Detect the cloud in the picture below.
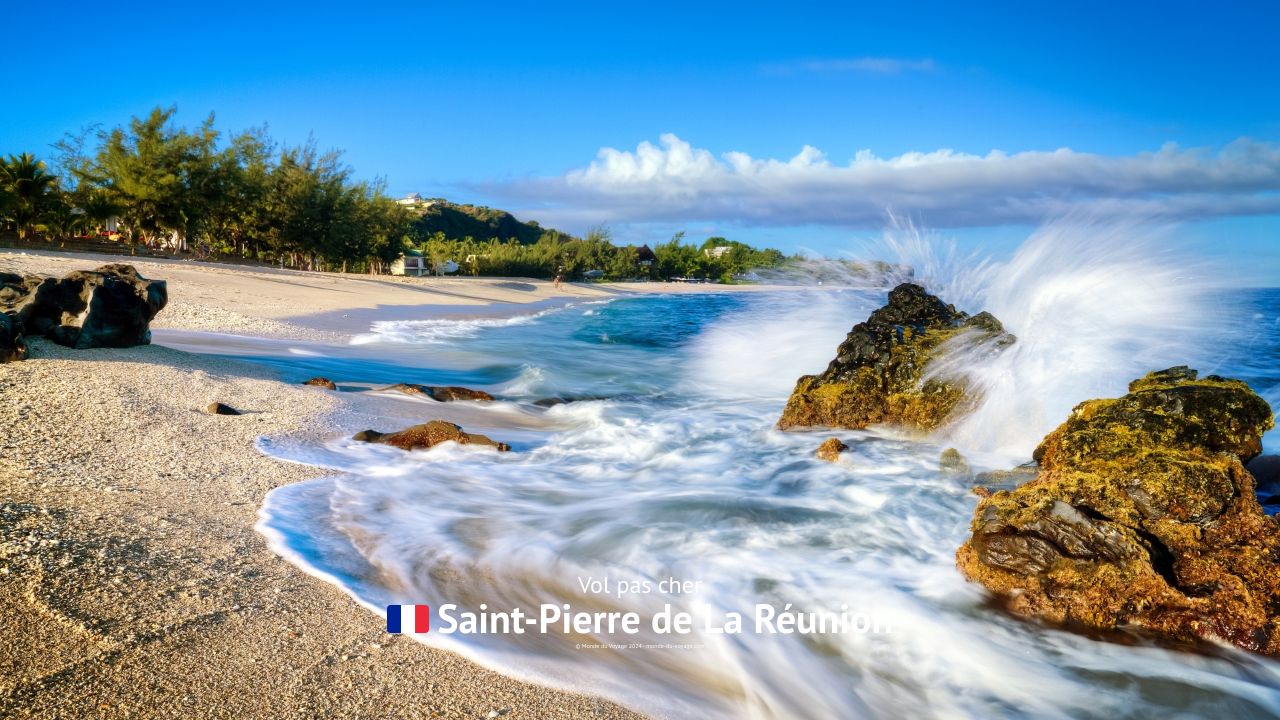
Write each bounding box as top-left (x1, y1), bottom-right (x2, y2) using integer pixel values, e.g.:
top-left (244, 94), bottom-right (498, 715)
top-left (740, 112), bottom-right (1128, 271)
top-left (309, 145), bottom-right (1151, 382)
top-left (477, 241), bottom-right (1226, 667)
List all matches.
top-left (480, 134), bottom-right (1280, 230)
top-left (764, 57), bottom-right (938, 75)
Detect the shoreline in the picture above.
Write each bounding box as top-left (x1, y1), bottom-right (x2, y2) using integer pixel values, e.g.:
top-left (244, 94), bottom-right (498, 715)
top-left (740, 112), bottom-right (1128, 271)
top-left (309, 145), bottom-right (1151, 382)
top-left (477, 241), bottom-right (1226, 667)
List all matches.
top-left (1, 248), bottom-right (813, 342)
top-left (0, 251), bottom-right (650, 719)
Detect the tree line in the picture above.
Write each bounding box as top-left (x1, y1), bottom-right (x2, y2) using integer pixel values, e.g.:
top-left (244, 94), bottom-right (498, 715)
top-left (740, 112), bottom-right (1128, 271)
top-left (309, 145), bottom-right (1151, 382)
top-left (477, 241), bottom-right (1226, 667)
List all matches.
top-left (1, 106), bottom-right (792, 279)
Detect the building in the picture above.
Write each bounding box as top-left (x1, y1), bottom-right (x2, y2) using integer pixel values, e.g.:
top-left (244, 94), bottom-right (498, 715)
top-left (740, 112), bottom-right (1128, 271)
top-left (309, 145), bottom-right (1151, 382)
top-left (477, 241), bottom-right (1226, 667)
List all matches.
top-left (397, 193), bottom-right (439, 209)
top-left (704, 246), bottom-right (731, 259)
top-left (390, 249), bottom-right (428, 276)
top-left (635, 244), bottom-right (657, 266)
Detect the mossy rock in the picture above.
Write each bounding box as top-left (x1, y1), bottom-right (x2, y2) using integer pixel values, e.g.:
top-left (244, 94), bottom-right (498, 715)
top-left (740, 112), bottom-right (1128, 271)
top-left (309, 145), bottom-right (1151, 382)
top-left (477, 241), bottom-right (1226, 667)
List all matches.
top-left (777, 283), bottom-right (1013, 431)
top-left (957, 367), bottom-right (1280, 655)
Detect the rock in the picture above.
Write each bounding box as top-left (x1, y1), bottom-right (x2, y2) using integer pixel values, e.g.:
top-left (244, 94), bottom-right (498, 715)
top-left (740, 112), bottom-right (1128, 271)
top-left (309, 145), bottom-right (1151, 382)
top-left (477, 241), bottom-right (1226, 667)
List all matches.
top-left (777, 283), bottom-right (1014, 431)
top-left (303, 377), bottom-right (337, 390)
top-left (0, 312), bottom-right (26, 363)
top-left (533, 395), bottom-right (612, 408)
top-left (4, 264), bottom-right (167, 349)
top-left (207, 403), bottom-right (242, 416)
top-left (1247, 455), bottom-right (1280, 495)
top-left (383, 383), bottom-right (494, 402)
top-left (939, 448), bottom-right (970, 475)
top-left (816, 437), bottom-right (849, 462)
top-left (353, 420), bottom-right (510, 452)
top-left (957, 367), bottom-right (1280, 655)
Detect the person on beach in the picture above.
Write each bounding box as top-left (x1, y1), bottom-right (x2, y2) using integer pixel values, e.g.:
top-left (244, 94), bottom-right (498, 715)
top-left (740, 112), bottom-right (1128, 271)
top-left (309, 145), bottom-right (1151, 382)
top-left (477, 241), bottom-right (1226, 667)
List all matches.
top-left (554, 266), bottom-right (565, 290)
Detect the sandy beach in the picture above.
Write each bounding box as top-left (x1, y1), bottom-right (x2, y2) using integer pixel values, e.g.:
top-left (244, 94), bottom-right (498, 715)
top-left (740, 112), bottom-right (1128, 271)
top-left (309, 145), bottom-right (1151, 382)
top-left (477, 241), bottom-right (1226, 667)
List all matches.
top-left (0, 250), bottom-right (675, 719)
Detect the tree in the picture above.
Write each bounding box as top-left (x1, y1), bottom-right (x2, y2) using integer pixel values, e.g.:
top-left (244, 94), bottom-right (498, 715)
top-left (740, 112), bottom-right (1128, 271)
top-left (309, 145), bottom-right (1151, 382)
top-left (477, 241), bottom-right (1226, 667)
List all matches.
top-left (86, 106), bottom-right (219, 248)
top-left (1, 153), bottom-right (59, 239)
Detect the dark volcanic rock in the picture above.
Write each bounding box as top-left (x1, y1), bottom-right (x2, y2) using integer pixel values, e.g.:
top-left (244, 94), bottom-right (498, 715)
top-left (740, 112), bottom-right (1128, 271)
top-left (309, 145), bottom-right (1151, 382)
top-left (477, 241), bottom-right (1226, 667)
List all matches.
top-left (957, 367), bottom-right (1280, 656)
top-left (207, 402), bottom-right (242, 416)
top-left (5, 264), bottom-right (166, 349)
top-left (383, 383), bottom-right (494, 402)
top-left (353, 420), bottom-right (510, 452)
top-left (303, 377), bottom-right (338, 390)
top-left (0, 312), bottom-right (27, 363)
top-left (777, 283), bottom-right (1014, 431)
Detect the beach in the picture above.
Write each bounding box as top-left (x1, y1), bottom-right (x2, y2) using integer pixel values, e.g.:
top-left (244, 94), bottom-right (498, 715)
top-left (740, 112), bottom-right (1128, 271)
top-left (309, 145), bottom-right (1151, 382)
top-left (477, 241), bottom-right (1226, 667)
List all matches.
top-left (5, 248), bottom-right (1279, 719)
top-left (0, 250), bottom-right (660, 719)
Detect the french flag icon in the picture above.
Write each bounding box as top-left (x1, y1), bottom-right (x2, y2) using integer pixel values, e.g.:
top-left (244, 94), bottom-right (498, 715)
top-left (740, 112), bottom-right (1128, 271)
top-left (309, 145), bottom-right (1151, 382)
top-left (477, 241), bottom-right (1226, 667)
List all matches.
top-left (386, 604), bottom-right (430, 634)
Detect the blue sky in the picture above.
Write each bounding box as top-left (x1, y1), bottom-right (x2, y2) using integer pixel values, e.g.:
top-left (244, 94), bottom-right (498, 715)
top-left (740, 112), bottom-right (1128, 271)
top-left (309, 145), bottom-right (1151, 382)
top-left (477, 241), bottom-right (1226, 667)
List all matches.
top-left (5, 1), bottom-right (1279, 279)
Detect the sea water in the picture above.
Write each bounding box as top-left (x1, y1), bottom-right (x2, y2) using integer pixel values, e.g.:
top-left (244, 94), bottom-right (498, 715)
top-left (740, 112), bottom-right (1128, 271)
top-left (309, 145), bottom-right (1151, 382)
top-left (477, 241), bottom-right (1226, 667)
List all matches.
top-left (216, 229), bottom-right (1279, 719)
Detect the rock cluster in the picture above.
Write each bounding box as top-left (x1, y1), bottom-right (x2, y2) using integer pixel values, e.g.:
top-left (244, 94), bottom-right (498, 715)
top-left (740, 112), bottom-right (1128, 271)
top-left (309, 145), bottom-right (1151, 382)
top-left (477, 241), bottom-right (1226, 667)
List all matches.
top-left (778, 283), bottom-right (1013, 431)
top-left (353, 420), bottom-right (510, 452)
top-left (0, 264), bottom-right (167, 359)
top-left (957, 367), bottom-right (1279, 655)
top-left (303, 377), bottom-right (338, 390)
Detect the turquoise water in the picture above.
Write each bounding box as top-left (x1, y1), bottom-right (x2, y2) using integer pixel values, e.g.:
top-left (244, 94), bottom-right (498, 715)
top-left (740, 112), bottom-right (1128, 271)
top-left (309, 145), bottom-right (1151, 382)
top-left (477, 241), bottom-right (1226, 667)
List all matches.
top-left (212, 278), bottom-right (1280, 720)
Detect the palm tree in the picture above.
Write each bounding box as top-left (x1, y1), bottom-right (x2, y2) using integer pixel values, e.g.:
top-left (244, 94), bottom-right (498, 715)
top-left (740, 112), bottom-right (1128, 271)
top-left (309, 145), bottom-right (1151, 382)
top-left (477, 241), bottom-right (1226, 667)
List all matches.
top-left (1, 153), bottom-right (59, 239)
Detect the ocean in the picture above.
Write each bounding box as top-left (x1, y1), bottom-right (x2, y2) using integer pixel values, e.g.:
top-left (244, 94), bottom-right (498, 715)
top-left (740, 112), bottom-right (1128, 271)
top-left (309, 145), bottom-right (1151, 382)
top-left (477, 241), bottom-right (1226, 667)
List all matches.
top-left (172, 232), bottom-right (1280, 719)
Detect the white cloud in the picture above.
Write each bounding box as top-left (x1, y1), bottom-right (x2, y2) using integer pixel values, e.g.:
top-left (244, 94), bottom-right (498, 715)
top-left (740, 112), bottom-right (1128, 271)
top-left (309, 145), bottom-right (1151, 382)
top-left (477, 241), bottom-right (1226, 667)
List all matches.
top-left (481, 134), bottom-right (1280, 230)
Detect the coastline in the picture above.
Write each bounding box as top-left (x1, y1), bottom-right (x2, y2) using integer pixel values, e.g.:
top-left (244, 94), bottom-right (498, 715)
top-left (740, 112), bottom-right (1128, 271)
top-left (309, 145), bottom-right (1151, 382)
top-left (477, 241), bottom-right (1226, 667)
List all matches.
top-left (0, 251), bottom-right (654, 719)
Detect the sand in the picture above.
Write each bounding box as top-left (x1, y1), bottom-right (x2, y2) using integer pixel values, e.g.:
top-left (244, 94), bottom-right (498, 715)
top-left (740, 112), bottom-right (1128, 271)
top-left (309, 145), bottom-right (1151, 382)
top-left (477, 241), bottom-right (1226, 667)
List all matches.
top-left (0, 251), bottom-right (663, 719)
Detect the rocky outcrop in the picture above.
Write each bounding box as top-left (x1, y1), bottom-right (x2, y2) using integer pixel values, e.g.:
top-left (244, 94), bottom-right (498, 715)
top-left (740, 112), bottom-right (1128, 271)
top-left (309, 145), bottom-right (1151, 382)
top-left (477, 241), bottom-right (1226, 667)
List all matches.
top-left (2, 264), bottom-right (167, 350)
top-left (816, 438), bottom-right (849, 462)
top-left (383, 383), bottom-right (495, 402)
top-left (354, 420), bottom-right (510, 452)
top-left (304, 377), bottom-right (338, 390)
top-left (957, 367), bottom-right (1280, 655)
top-left (0, 312), bottom-right (26, 363)
top-left (778, 283), bottom-right (1013, 431)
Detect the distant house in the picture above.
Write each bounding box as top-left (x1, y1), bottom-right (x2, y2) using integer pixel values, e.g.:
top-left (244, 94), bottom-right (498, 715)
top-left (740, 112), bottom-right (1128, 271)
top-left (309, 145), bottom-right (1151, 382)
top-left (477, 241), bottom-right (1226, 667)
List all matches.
top-left (635, 244), bottom-right (657, 266)
top-left (396, 193), bottom-right (439, 209)
top-left (391, 249), bottom-right (428, 276)
top-left (704, 246), bottom-right (731, 259)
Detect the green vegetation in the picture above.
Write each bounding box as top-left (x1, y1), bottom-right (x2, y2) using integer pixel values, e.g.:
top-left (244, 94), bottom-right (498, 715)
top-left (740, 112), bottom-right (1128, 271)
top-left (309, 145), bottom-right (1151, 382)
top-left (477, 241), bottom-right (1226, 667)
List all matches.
top-left (414, 230), bottom-right (790, 281)
top-left (1, 106), bottom-right (793, 279)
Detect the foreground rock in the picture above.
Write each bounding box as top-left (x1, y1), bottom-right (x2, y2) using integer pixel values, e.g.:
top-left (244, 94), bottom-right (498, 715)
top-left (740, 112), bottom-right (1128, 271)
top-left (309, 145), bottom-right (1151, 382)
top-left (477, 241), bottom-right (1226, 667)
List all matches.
top-left (815, 437), bottom-right (849, 462)
top-left (207, 402), bottom-right (242, 416)
top-left (957, 367), bottom-right (1279, 655)
top-left (303, 377), bottom-right (338, 390)
top-left (0, 312), bottom-right (26, 363)
top-left (384, 383), bottom-right (495, 402)
top-left (778, 283), bottom-right (1013, 431)
top-left (354, 420), bottom-right (511, 452)
top-left (2, 264), bottom-right (167, 350)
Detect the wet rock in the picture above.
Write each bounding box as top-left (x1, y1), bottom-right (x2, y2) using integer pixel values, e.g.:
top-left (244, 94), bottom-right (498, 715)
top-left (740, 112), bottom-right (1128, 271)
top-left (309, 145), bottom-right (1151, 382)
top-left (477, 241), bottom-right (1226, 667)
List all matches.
top-left (957, 367), bottom-right (1280, 656)
top-left (533, 395), bottom-right (611, 408)
top-left (777, 283), bottom-right (1013, 431)
top-left (815, 437), bottom-right (849, 462)
top-left (0, 312), bottom-right (26, 363)
top-left (1247, 455), bottom-right (1280, 495)
top-left (303, 377), bottom-right (337, 390)
top-left (939, 448), bottom-right (971, 475)
top-left (3, 264), bottom-right (166, 349)
top-left (383, 383), bottom-right (494, 402)
top-left (353, 420), bottom-right (510, 452)
top-left (206, 403), bottom-right (242, 416)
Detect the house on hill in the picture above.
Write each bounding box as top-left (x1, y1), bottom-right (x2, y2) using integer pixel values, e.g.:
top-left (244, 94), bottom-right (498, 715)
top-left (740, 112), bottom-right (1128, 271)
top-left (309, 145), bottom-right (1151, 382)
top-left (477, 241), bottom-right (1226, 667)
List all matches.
top-left (397, 193), bottom-right (438, 209)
